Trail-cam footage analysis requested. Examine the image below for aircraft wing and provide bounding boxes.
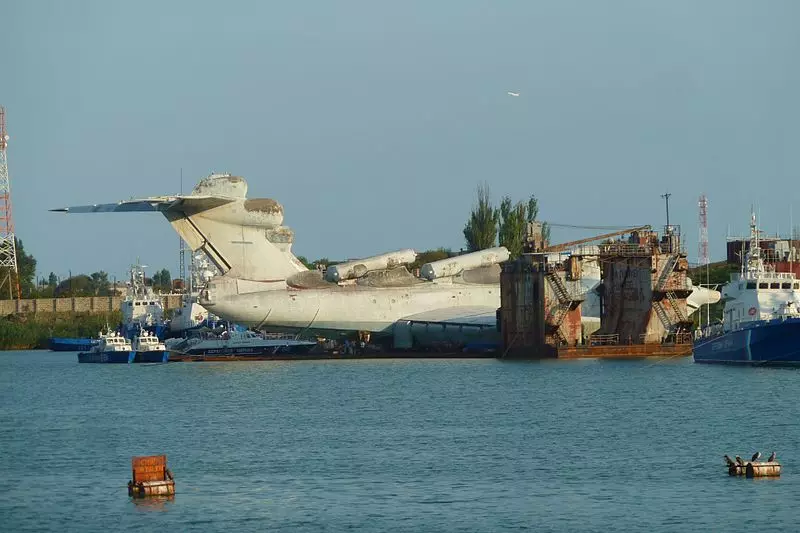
[50,195,235,214]
[399,306,498,326]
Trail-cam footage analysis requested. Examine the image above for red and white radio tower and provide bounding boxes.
[0,106,20,299]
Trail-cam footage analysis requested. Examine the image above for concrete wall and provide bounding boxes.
[0,294,184,315]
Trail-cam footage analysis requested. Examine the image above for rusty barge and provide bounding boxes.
[499,224,696,359]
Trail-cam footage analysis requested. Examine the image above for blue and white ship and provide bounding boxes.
[165,329,317,358]
[131,330,169,363]
[120,262,168,340]
[78,330,135,363]
[694,213,800,365]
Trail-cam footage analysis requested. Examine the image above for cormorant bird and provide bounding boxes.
[724,455,735,467]
[768,451,776,462]
[735,456,744,466]
[751,451,761,462]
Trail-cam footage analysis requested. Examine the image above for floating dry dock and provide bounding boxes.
[128,455,175,497]
[728,461,781,478]
[500,225,695,359]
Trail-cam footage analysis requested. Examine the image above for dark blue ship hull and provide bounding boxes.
[133,350,169,363]
[78,351,135,363]
[183,342,317,357]
[49,337,98,352]
[694,318,800,365]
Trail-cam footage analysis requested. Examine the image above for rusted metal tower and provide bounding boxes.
[0,106,20,299]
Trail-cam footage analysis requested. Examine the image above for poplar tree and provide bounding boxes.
[463,183,499,251]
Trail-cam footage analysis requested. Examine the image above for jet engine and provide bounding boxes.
[420,247,510,280]
[325,249,418,282]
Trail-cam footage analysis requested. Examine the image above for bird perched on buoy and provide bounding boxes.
[751,451,761,462]
[735,456,744,466]
[768,451,776,462]
[724,455,735,467]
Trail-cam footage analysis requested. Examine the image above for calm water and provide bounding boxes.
[1,351,798,532]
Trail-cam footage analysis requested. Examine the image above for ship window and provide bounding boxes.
[746,282,756,289]
[782,283,792,289]
[759,282,768,289]
[135,302,141,306]
[795,283,799,290]
[771,283,780,289]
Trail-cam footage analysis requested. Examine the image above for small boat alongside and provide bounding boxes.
[49,337,98,352]
[166,329,318,360]
[694,213,800,365]
[131,330,169,363]
[78,330,135,363]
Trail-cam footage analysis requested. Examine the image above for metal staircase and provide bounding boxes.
[656,254,678,291]
[666,290,688,323]
[545,272,584,345]
[547,272,572,304]
[653,300,671,330]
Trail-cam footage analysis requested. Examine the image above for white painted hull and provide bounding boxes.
[203,281,501,334]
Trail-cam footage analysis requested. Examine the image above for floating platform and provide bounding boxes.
[556,343,692,359]
[168,350,497,362]
[728,461,781,478]
[128,455,175,498]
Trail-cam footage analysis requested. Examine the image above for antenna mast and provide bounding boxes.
[698,194,709,327]
[0,106,20,299]
[178,168,186,293]
[661,191,672,231]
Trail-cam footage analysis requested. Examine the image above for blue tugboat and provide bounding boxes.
[78,330,135,363]
[694,213,800,365]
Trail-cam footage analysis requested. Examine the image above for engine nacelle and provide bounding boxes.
[421,247,510,280]
[325,249,418,282]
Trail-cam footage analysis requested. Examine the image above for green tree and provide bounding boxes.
[88,271,111,295]
[0,238,37,299]
[152,268,172,291]
[409,248,452,271]
[55,274,93,297]
[463,183,499,251]
[526,195,550,244]
[295,255,314,269]
[48,272,58,287]
[498,196,527,259]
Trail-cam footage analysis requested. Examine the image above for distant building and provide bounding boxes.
[727,235,800,276]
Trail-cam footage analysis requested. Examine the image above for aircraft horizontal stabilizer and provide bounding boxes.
[50,196,234,214]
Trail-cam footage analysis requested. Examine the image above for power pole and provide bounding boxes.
[0,106,20,300]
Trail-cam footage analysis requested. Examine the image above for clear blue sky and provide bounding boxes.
[2,0,798,282]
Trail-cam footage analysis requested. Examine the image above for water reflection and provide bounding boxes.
[130,495,175,512]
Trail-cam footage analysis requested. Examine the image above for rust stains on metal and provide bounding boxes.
[128,455,175,498]
[244,198,283,214]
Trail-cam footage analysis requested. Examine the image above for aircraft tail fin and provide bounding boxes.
[52,174,307,281]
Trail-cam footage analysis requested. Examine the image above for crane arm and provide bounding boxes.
[543,225,652,253]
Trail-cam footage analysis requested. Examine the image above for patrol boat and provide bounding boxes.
[166,329,317,359]
[694,213,800,365]
[131,330,170,363]
[78,330,135,363]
